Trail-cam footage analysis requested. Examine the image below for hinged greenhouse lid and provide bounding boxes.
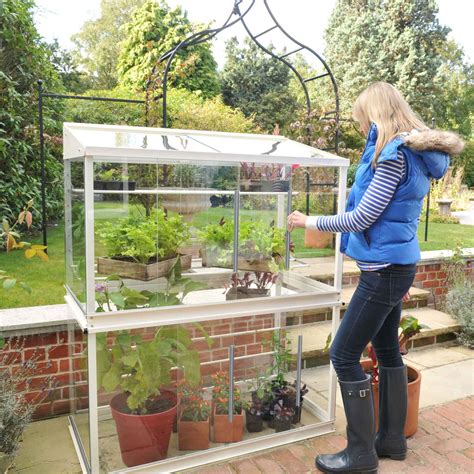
[63,122,349,167]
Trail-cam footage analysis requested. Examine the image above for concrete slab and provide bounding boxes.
[403,344,473,369]
[418,359,474,408]
[12,416,82,474]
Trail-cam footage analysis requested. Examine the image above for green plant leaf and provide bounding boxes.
[122,352,138,367]
[102,366,121,392]
[110,291,125,309]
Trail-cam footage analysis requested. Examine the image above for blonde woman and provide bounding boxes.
[288,82,464,474]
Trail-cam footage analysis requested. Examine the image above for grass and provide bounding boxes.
[1,203,472,309]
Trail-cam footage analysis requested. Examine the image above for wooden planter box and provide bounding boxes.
[97,254,192,281]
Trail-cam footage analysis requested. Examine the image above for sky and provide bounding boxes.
[34,0,474,68]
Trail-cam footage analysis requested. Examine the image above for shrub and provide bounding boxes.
[445,280,474,348]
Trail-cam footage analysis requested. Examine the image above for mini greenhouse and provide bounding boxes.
[63,122,349,473]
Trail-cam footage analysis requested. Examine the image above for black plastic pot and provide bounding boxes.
[274,417,292,433]
[245,411,264,433]
[292,404,302,424]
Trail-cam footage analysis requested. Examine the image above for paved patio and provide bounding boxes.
[11,341,473,473]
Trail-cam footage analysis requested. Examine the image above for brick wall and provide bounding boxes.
[2,256,472,421]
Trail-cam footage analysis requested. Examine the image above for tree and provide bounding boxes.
[221,37,298,132]
[324,0,450,119]
[71,0,147,90]
[0,0,64,224]
[117,0,219,97]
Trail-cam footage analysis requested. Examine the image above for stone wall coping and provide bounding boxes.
[1,247,473,334]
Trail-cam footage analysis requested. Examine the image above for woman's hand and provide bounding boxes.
[402,291,411,303]
[287,211,307,232]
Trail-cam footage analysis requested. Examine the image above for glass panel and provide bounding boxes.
[92,311,332,470]
[65,158,87,310]
[88,160,341,315]
[69,324,90,465]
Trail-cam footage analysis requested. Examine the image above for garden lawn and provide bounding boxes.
[1,213,472,309]
[0,224,65,309]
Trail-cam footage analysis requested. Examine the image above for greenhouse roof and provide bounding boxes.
[63,122,349,167]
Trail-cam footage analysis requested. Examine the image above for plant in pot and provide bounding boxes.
[199,218,293,272]
[224,271,279,300]
[211,371,248,443]
[94,167,136,201]
[97,209,192,281]
[272,399,295,433]
[97,324,211,467]
[324,314,428,437]
[96,259,212,466]
[177,381,211,451]
[245,373,270,433]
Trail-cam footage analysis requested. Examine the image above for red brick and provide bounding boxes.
[327,434,347,451]
[445,451,474,471]
[56,331,69,344]
[269,448,308,474]
[32,403,53,420]
[211,348,230,361]
[253,455,285,473]
[421,409,457,429]
[411,446,458,472]
[222,333,255,346]
[212,324,231,335]
[246,343,264,355]
[59,359,70,372]
[47,344,70,359]
[427,272,437,280]
[463,447,474,460]
[429,437,470,454]
[230,459,260,474]
[447,425,474,444]
[456,397,474,411]
[192,339,214,351]
[415,273,427,282]
[424,264,440,271]
[436,271,447,279]
[23,347,47,361]
[422,280,439,289]
[232,321,248,332]
[198,351,211,363]
[52,400,71,415]
[434,404,468,426]
[23,333,58,348]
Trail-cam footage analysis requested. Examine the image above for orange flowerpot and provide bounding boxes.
[304,228,333,249]
[212,408,244,443]
[178,416,210,451]
[360,359,422,437]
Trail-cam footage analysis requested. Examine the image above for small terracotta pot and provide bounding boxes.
[212,407,244,443]
[360,359,422,437]
[178,416,210,451]
[304,228,333,249]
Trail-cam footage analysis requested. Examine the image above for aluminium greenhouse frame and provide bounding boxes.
[63,122,349,473]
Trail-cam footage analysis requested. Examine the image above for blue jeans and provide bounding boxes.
[329,263,417,382]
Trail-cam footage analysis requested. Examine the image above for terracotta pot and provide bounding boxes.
[178,415,210,451]
[360,359,422,437]
[304,228,333,249]
[212,408,244,443]
[110,391,177,467]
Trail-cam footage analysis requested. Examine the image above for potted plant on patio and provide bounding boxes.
[177,381,211,451]
[211,371,248,443]
[97,209,192,281]
[324,314,428,437]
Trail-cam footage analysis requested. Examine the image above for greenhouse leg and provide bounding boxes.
[327,305,341,422]
[88,332,100,473]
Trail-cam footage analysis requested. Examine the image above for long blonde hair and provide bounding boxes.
[352,82,429,167]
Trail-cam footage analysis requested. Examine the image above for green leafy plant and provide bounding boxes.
[177,381,210,422]
[445,280,474,348]
[95,256,206,311]
[198,217,292,270]
[97,325,208,414]
[98,209,190,265]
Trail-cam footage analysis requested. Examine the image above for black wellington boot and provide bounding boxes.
[315,374,378,473]
[374,364,408,460]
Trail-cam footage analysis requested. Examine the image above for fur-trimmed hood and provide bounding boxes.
[403,129,465,155]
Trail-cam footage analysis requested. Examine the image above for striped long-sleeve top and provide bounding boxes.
[306,151,406,271]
